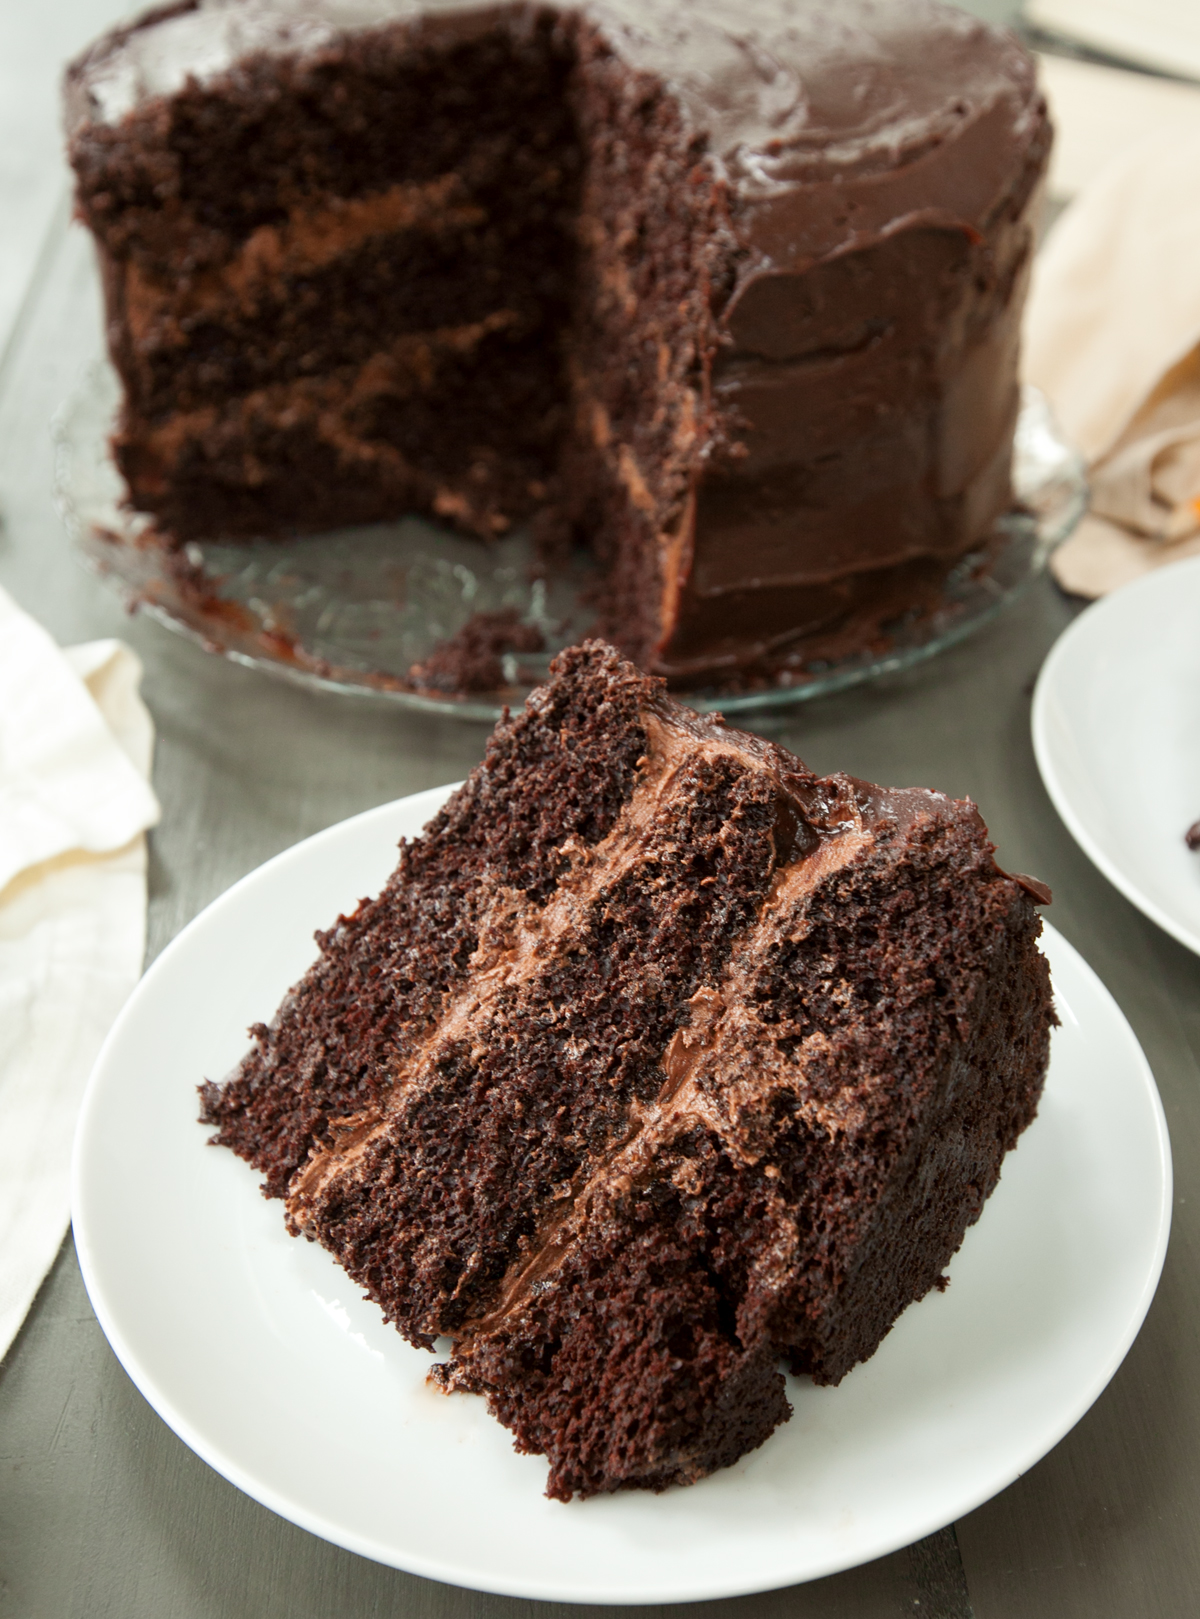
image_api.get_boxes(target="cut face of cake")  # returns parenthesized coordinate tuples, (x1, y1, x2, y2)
(200, 641, 1055, 1500)
(65, 0, 1051, 688)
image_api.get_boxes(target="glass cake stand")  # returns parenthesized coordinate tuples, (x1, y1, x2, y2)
(53, 367, 1086, 721)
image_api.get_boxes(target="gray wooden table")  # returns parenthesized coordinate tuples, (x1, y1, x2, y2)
(3, 6, 1199, 1615)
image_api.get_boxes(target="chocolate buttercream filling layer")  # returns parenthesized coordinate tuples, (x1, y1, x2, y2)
(123, 174, 488, 342)
(132, 309, 522, 444)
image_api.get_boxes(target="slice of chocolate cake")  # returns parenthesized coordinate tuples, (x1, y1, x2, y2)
(201, 642, 1055, 1498)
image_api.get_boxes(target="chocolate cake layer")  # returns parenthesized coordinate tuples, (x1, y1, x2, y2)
(201, 642, 1056, 1498)
(66, 0, 1051, 687)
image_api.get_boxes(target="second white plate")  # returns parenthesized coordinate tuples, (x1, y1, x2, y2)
(1033, 556, 1200, 954)
(73, 788, 1170, 1603)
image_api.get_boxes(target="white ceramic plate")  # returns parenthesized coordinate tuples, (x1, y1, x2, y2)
(1033, 556, 1200, 955)
(73, 787, 1171, 1604)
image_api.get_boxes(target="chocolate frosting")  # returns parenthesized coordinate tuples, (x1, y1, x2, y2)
(67, 0, 1041, 216)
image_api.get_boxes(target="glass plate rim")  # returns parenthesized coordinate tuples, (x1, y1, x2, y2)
(53, 373, 1087, 722)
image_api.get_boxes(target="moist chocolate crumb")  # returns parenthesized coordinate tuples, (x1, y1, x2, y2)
(408, 609, 545, 694)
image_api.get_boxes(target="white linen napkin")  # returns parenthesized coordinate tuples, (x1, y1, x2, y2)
(1023, 126, 1200, 596)
(0, 585, 160, 1360)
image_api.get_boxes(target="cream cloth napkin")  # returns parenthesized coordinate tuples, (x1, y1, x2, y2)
(1024, 126, 1200, 596)
(0, 585, 160, 1360)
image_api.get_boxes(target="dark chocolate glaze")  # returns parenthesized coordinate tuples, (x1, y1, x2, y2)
(590, 0, 1051, 676)
(65, 0, 1050, 684)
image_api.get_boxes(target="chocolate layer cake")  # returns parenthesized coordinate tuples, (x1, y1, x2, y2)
(66, 0, 1051, 689)
(200, 641, 1055, 1499)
